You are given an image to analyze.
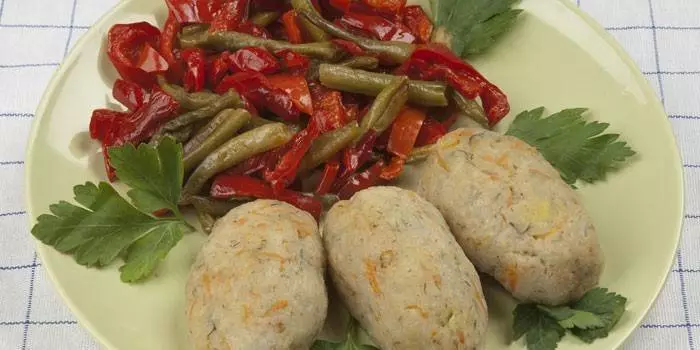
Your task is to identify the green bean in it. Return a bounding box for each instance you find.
[291,0,330,42]
[195,209,216,234]
[150,124,195,145]
[246,115,275,130]
[362,77,409,134]
[250,11,280,27]
[318,64,448,107]
[158,76,220,110]
[180,31,343,61]
[190,196,244,217]
[297,9,415,65]
[182,123,296,201]
[299,121,361,171]
[182,24,209,36]
[407,144,436,163]
[184,109,252,171]
[162,90,242,132]
[451,90,488,127]
[338,56,380,70]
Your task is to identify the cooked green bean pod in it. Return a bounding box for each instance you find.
[180,31,343,61]
[184,109,252,171]
[451,90,488,126]
[250,11,280,27]
[318,64,448,107]
[299,121,361,171]
[181,24,209,36]
[338,56,380,70]
[158,76,220,110]
[291,0,331,42]
[297,9,415,65]
[190,196,244,217]
[195,209,216,234]
[407,144,436,163]
[182,123,296,201]
[150,124,195,145]
[359,77,408,134]
[162,90,242,132]
[246,115,275,130]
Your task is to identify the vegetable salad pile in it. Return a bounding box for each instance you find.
[90,0,513,219]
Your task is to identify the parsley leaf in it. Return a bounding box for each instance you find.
[512,288,627,350]
[311,320,378,350]
[31,138,192,283]
[430,0,522,56]
[108,137,184,216]
[506,107,636,185]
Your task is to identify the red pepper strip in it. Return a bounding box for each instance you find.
[379,156,405,180]
[310,85,348,132]
[360,0,406,16]
[331,39,368,56]
[374,128,390,151]
[226,151,269,175]
[315,160,340,195]
[328,0,351,12]
[415,118,447,147]
[211,173,322,218]
[216,72,300,121]
[339,11,415,43]
[230,47,280,74]
[265,121,321,192]
[281,10,305,44]
[165,0,206,23]
[160,12,183,83]
[406,45,510,125]
[107,22,169,88]
[338,129,377,180]
[112,79,149,111]
[210,0,250,32]
[442,113,458,129]
[89,109,130,142]
[275,49,311,71]
[387,107,426,159]
[207,51,232,87]
[337,160,385,200]
[402,5,433,44]
[237,21,273,39]
[268,73,314,115]
[181,48,206,92]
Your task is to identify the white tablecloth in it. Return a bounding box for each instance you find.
[1,0,698,349]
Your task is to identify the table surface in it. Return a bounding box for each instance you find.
[1,0,699,349]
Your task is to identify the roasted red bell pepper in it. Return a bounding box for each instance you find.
[315,160,340,195]
[265,121,321,191]
[339,11,415,43]
[89,109,129,142]
[209,0,250,32]
[268,74,314,115]
[181,48,206,92]
[331,39,368,56]
[211,173,323,218]
[310,85,348,132]
[387,107,425,159]
[165,0,207,23]
[360,0,406,15]
[328,0,351,12]
[415,118,447,147]
[216,72,300,121]
[402,5,433,44]
[207,51,232,87]
[337,160,385,200]
[339,129,377,180]
[397,45,510,126]
[281,10,305,44]
[112,79,149,111]
[107,22,169,88]
[379,156,404,180]
[160,12,183,82]
[230,47,280,74]
[275,49,311,71]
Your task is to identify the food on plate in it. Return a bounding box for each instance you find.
[410,128,604,305]
[323,186,488,349]
[186,200,327,350]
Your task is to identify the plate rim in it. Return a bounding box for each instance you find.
[23,0,685,349]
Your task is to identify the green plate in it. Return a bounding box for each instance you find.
[25,0,684,349]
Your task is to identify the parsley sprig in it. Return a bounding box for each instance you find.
[31,137,193,283]
[513,288,627,350]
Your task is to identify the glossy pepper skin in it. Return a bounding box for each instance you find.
[274,49,311,71]
[401,5,432,44]
[160,13,183,82]
[209,0,250,32]
[268,73,314,115]
[216,72,301,121]
[310,84,348,132]
[414,117,448,147]
[107,22,169,88]
[336,160,384,199]
[265,121,321,191]
[181,48,206,92]
[387,107,425,158]
[229,47,280,74]
[339,11,415,43]
[112,79,149,111]
[315,160,340,195]
[338,129,377,181]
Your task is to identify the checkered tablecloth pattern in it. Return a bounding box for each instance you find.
[0,0,698,349]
